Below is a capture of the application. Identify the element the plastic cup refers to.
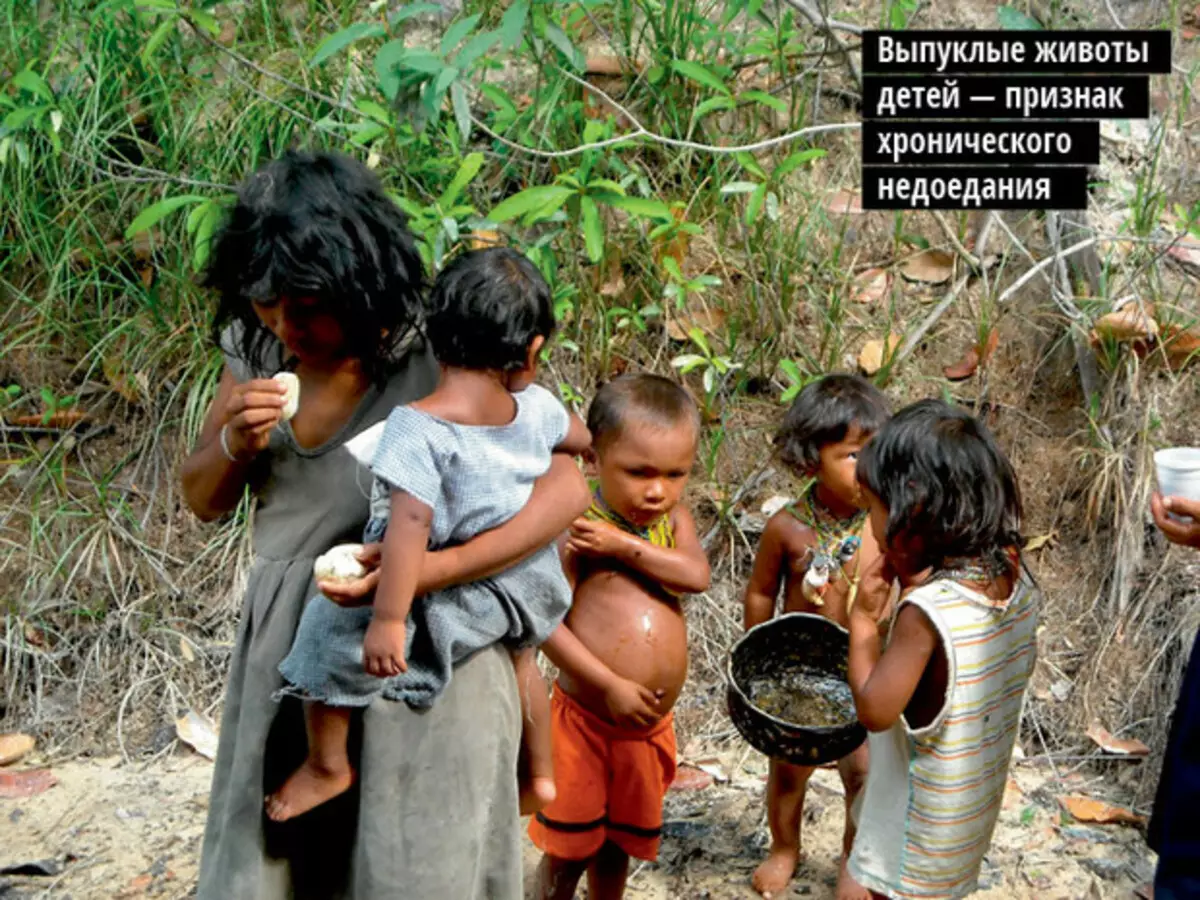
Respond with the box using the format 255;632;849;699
1155;448;1200;523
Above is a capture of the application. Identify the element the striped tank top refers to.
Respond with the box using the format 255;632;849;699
848;575;1039;900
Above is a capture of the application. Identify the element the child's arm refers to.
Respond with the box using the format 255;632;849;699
846;557;938;732
556;412;592;456
542;624;664;729
567;504;711;595
362;490;432;677
742;512;798;630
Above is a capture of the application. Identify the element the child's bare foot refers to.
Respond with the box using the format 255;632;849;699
835;856;870;900
265;760;354;822
519;775;557;816
752;845;802;898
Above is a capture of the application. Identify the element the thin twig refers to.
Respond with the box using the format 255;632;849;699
62;148;234;192
932;210;981;269
782;0;863;88
996;236;1101;306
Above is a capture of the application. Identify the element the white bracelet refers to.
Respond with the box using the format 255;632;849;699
219;423;243;463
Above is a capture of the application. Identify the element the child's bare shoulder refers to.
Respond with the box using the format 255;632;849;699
762;508;818;556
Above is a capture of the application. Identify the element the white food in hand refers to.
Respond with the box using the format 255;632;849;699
314;543;368;584
274;372;300;422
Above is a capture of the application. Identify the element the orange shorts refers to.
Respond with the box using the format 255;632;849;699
528;686;676;862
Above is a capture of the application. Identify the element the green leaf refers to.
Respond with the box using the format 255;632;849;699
670;59;730;95
594;194;674;220
580;197;604;263
355;98;393;124
671;353;707;372
584;178;625;195
746;182;767;225
689;329;712;356
774;147;826;180
720;180;760;195
739;89;787;112
189;9;220;36
192;201;225;272
11;69;53;102
135;0;177;10
693;95;735;119
455;30;500;71
438;152;483;208
735;151;767;179
996;5;1042;29
440;13;481;56
499;0;529;49
388;2;441;26
543;23;583;70
141;18;175;65
451;82;472;142
311;22;386;67
487;185;575;223
124;194;207;237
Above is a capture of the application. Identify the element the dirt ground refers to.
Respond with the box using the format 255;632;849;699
0;744;1157;899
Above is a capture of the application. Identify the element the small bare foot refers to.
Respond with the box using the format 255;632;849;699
835;856;870;900
752;845;801;898
519;775;557;816
265;760;354;822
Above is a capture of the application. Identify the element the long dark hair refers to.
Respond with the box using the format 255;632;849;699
203;149;425;383
857;399;1023;575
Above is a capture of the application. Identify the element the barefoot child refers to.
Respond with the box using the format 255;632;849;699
743;374;891;900
848;400;1040;900
269;247;590;821
530;374;711;899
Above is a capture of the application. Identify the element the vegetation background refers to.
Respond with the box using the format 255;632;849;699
0;0;1198;895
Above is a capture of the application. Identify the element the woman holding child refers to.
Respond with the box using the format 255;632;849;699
180;150;589;898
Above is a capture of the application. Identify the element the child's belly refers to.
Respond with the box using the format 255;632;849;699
560;569;688;714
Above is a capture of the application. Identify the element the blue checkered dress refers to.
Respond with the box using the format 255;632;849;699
278;384;573;709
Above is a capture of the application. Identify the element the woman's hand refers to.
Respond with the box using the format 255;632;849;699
222;378;287;459
1152;493;1200;550
318;544;383;606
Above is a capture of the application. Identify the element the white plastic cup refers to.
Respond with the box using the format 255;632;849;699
1155;448;1200;523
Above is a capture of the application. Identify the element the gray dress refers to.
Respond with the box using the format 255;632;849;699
195;328;524;900
278;385;573;708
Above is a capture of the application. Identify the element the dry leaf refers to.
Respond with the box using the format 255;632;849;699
1162;324;1200;369
653;207;690;269
469;230;500;250
858;334;903;376
666;306;726;341
175;710;219;761
9;410;90;429
0;734;35;767
0;768;57;799
901;249;955;284
179;637;195;664
1060;795;1146;826
760;495;793;518
669;764;714;791
1092;305;1160;342
1085;722;1150;757
692;758;729;783
1024;532;1057;552
1167;236;1200;267
825;190;863;216
943;347;980;381
851;268;891;304
978;328;1000;365
585;54;640;76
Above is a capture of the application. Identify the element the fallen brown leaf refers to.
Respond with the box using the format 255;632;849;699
9;410;90;429
176;710;219;761
978;327;1000;365
1166;236;1200;269
858;334;903;376
1060;795;1145;826
851;268;891;304
825;190;863;216
0;733;35;767
901;249;955;284
943;347;980;381
468;230;501;250
1085;722;1150;757
1092;305;1160;342
585;54;641;76
0;768;57;799
1162;324;1200;369
1024;532;1057;552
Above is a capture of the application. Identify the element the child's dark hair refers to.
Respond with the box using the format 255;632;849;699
775;374;891;471
857;399;1023;575
204;149;424;383
424;247;554;372
587;375;700;452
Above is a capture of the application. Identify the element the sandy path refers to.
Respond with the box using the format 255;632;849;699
0;748;1155;898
